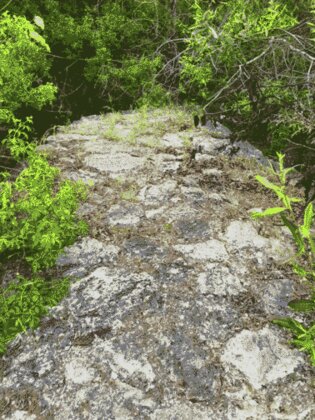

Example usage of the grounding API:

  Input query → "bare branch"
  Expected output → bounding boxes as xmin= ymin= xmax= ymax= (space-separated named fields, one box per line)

xmin=155 ymin=38 xmax=187 ymax=54
xmin=0 ymin=0 xmax=13 ymax=13
xmin=277 ymin=38 xmax=315 ymax=62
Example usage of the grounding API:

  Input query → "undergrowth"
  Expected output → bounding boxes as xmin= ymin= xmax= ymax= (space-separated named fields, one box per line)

xmin=251 ymin=152 xmax=315 ymax=366
xmin=0 ymin=116 xmax=89 ymax=354
xmin=0 ymin=276 xmax=70 ymax=354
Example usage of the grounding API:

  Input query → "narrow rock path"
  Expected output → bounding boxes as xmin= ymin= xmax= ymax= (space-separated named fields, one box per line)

xmin=1 ymin=108 xmax=314 ymax=419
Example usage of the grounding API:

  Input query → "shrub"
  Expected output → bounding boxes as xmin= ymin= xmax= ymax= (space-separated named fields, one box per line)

xmin=0 ymin=12 xmax=57 ymax=123
xmin=0 ymin=275 xmax=70 ymax=354
xmin=0 ymin=153 xmax=88 ymax=272
xmin=0 ymin=117 xmax=89 ymax=273
xmin=179 ymin=1 xmax=315 ymax=160
xmin=0 ymin=116 xmax=88 ymax=354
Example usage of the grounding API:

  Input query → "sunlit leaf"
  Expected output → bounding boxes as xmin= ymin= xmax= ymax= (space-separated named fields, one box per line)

xmin=280 ymin=214 xmax=305 ymax=254
xmin=29 ymin=31 xmax=50 ymax=52
xmin=255 ymin=175 xmax=286 ymax=203
xmin=251 ymin=207 xmax=286 ymax=218
xmin=34 ymin=16 xmax=44 ymax=30
xmin=300 ymin=203 xmax=314 ymax=239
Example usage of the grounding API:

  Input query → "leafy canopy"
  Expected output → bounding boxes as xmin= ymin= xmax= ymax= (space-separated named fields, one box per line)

xmin=0 ymin=11 xmax=56 ymax=123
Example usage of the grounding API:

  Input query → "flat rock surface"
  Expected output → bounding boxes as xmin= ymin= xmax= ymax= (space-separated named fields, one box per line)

xmin=1 ymin=107 xmax=314 ymax=419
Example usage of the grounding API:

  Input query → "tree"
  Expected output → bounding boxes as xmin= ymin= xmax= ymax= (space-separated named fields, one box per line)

xmin=179 ymin=0 xmax=315 ymax=199
xmin=0 ymin=12 xmax=57 ymax=124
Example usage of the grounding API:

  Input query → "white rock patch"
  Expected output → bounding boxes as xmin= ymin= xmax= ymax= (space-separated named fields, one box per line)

xmin=138 ymin=180 xmax=177 ymax=204
xmin=197 ymin=263 xmax=247 ymax=296
xmin=84 ymin=153 xmax=144 ymax=177
xmin=107 ymin=203 xmax=144 ymax=226
xmin=223 ymin=221 xmax=270 ymax=249
xmin=221 ymin=326 xmax=303 ymax=390
xmin=65 ymin=360 xmax=96 ymax=384
xmin=174 ymin=239 xmax=228 ymax=262
xmin=161 ymin=133 xmax=187 ymax=148
xmin=6 ymin=411 xmax=37 ymax=420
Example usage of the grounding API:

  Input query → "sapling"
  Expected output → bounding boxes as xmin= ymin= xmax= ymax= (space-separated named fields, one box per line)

xmin=251 ymin=152 xmax=315 ymax=365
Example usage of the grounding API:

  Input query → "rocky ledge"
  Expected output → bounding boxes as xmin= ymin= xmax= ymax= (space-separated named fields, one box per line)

xmin=1 ymin=108 xmax=314 ymax=419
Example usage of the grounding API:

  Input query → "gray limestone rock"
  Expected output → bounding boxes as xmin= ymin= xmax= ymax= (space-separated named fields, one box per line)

xmin=222 ymin=220 xmax=291 ymax=262
xmin=138 ymin=180 xmax=177 ymax=205
xmin=173 ymin=239 xmax=228 ymax=262
xmin=221 ymin=326 xmax=304 ymax=390
xmin=84 ymin=153 xmax=144 ymax=177
xmin=57 ymin=237 xmax=120 ymax=272
xmin=192 ymin=135 xmax=230 ymax=154
xmin=107 ymin=202 xmax=145 ymax=227
xmin=1 ymin=108 xmax=313 ymax=420
xmin=224 ymin=140 xmax=270 ymax=166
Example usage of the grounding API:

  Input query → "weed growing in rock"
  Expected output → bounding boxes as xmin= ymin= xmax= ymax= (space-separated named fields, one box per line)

xmin=163 ymin=223 xmax=173 ymax=232
xmin=0 ymin=275 xmax=70 ymax=354
xmin=120 ymin=188 xmax=139 ymax=202
xmin=251 ymin=152 xmax=315 ymax=365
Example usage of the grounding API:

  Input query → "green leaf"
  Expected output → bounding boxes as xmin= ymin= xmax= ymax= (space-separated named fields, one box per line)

xmin=283 ymin=167 xmax=296 ymax=177
xmin=272 ymin=317 xmax=306 ymax=335
xmin=292 ymin=263 xmax=308 ymax=277
xmin=255 ymin=175 xmax=286 ymax=203
xmin=290 ymin=197 xmax=303 ymax=203
xmin=288 ymin=299 xmax=315 ymax=313
xmin=29 ymin=31 xmax=50 ymax=52
xmin=308 ymin=236 xmax=315 ymax=256
xmin=251 ymin=207 xmax=286 ymax=218
xmin=300 ymin=203 xmax=314 ymax=239
xmin=280 ymin=214 xmax=305 ymax=254
xmin=34 ymin=16 xmax=45 ymax=30
xmin=292 ymin=337 xmax=314 ymax=351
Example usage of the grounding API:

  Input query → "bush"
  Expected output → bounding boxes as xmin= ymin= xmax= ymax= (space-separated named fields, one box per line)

xmin=179 ymin=1 xmax=315 ymax=160
xmin=0 ymin=275 xmax=70 ymax=354
xmin=0 ymin=12 xmax=57 ymax=123
xmin=0 ymin=152 xmax=88 ymax=272
xmin=0 ymin=116 xmax=88 ymax=353
xmin=0 ymin=117 xmax=88 ymax=273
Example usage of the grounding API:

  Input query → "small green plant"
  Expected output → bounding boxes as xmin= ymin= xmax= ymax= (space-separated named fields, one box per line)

xmin=120 ymin=188 xmax=139 ymax=202
xmin=251 ymin=152 xmax=315 ymax=365
xmin=0 ymin=275 xmax=71 ymax=354
xmin=163 ymin=223 xmax=173 ymax=232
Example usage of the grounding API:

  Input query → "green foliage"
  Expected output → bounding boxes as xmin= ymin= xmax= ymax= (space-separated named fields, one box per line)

xmin=0 ymin=116 xmax=88 ymax=354
xmin=0 ymin=153 xmax=88 ymax=272
xmin=2 ymin=116 xmax=35 ymax=160
xmin=0 ymin=275 xmax=70 ymax=354
xmin=0 ymin=12 xmax=57 ymax=121
xmin=0 ymin=118 xmax=88 ymax=273
xmin=4 ymin=0 xmax=194 ymax=114
xmin=251 ymin=153 xmax=315 ymax=366
xmin=179 ymin=1 xmax=315 ymax=161
xmin=272 ymin=317 xmax=315 ymax=365
xmin=288 ymin=298 xmax=315 ymax=313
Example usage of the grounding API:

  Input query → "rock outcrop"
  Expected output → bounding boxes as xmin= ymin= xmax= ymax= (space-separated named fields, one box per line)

xmin=1 ymin=108 xmax=314 ymax=419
